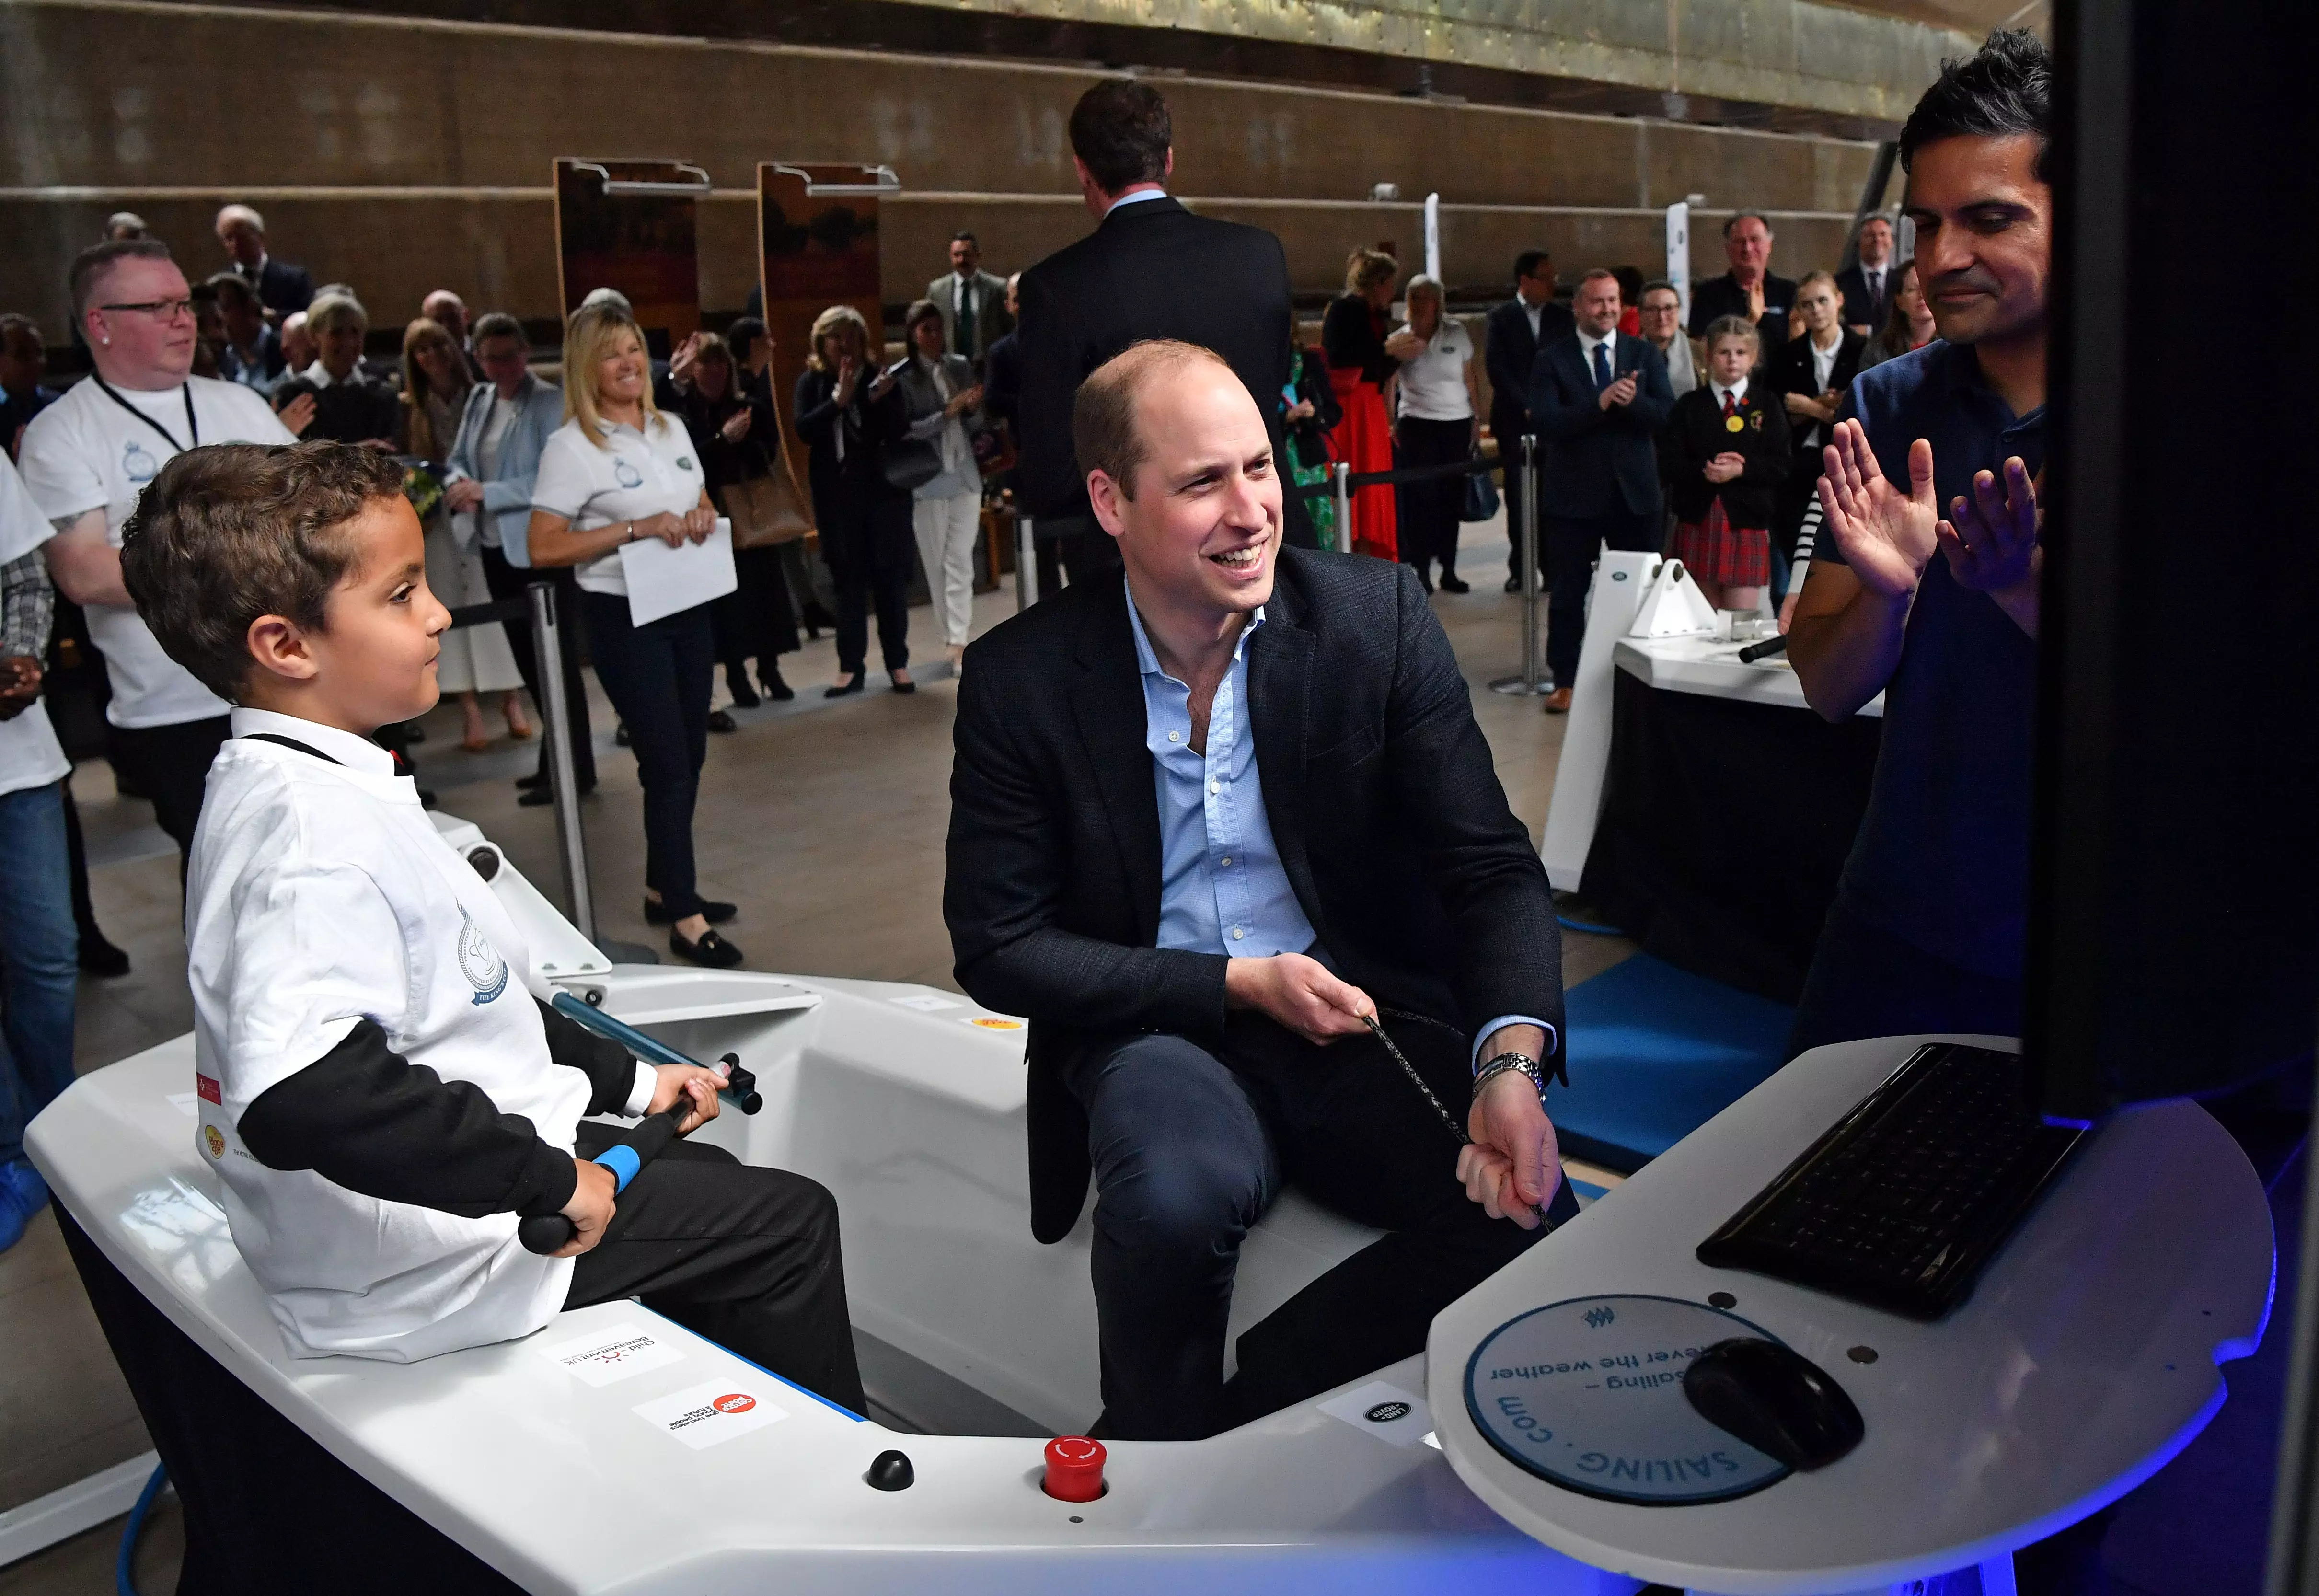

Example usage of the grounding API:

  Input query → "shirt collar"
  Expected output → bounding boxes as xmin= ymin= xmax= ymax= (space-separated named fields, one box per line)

xmin=1124 ymin=574 xmax=1265 ymax=682
xmin=1104 ymin=188 xmax=1169 ymax=217
xmin=1578 ymin=326 xmax=1617 ymax=356
xmin=1711 ymin=375 xmax=1749 ymax=405
xmin=229 ymin=706 xmax=401 ymax=778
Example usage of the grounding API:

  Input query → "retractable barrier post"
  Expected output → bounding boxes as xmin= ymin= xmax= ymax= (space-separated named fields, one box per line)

xmin=528 ymin=580 xmax=596 ymax=941
xmin=1332 ymin=462 xmax=1352 ymax=553
xmin=1015 ymin=513 xmax=1038 ymax=612
xmin=1490 ymin=436 xmax=1546 ymax=695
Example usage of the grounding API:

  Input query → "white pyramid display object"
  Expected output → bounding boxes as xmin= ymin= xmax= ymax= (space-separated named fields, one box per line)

xmin=1627 ymin=557 xmax=1719 ymax=638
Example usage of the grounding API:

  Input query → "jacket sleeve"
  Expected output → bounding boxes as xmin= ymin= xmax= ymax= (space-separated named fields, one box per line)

xmin=536 ymin=996 xmax=653 ymax=1117
xmin=793 ymin=371 xmax=840 ymax=446
xmin=478 ymin=391 xmax=558 ymax=517
xmin=1483 ymin=309 xmax=1527 ymax=407
xmin=238 ymin=1018 xmax=579 ymax=1220
xmin=1013 ymin=266 xmax=1084 ymax=520
xmin=1379 ymin=564 xmax=1564 ymax=1049
xmin=944 ymin=660 xmax=1230 ymax=1041
xmin=1619 ymin=346 xmax=1675 ymax=434
xmin=1741 ymin=401 xmax=1793 ymax=486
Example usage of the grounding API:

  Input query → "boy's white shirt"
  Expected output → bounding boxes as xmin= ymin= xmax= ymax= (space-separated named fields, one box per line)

xmin=187 ymin=705 xmax=654 ymax=1362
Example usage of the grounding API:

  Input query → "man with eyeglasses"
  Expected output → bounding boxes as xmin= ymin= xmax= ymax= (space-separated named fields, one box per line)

xmin=16 ymin=240 xmax=296 ymax=874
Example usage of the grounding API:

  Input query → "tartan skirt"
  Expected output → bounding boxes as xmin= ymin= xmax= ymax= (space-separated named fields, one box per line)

xmin=1672 ymin=498 xmax=1770 ymax=587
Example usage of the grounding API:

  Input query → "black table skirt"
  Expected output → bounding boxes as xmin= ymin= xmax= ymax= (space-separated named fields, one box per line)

xmin=56 ymin=1203 xmax=524 ymax=1595
xmin=1580 ymin=667 xmax=1883 ymax=1005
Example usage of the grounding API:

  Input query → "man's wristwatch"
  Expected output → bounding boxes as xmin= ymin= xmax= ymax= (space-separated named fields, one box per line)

xmin=1473 ymin=1052 xmax=1549 ymax=1102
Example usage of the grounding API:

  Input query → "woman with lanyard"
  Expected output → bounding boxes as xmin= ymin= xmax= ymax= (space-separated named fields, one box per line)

xmin=17 ymin=239 xmax=295 ymax=873
xmin=1388 ymin=275 xmax=1481 ymax=593
xmin=794 ymin=306 xmax=914 ymax=697
xmin=526 ymin=303 xmax=741 ymax=969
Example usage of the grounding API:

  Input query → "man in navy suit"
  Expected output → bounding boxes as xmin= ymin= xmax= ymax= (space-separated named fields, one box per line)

xmin=1484 ymin=251 xmax=1574 ymax=592
xmin=213 ymin=204 xmax=314 ymax=323
xmin=1528 ymin=268 xmax=1674 ymax=711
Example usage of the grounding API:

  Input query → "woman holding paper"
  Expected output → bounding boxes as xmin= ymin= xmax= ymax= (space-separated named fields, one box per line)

xmin=528 ymin=302 xmax=743 ymax=970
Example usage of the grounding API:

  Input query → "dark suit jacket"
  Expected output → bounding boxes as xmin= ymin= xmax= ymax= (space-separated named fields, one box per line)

xmin=981 ymin=330 xmax=1022 ymax=427
xmin=927 ymin=269 xmax=1014 ymax=365
xmin=1688 ymin=271 xmax=1799 ymax=349
xmin=1527 ymin=333 xmax=1674 ymax=520
xmin=1483 ymin=297 xmax=1574 ymax=451
xmin=250 ymin=257 xmax=314 ymax=317
xmin=1664 ymin=383 xmax=1792 ymax=527
xmin=1015 ymin=197 xmax=1294 ymax=533
xmin=1834 ymin=262 xmax=1893 ymax=336
xmin=945 ymin=549 xmax=1563 ymax=1242
xmin=1765 ymin=328 xmax=1868 ymax=461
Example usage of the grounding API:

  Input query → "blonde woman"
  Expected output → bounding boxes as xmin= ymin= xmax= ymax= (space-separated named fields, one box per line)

xmin=793 ymin=305 xmax=915 ymax=696
xmin=1389 ymin=275 xmax=1481 ymax=592
xmin=399 ymin=317 xmax=530 ymax=750
xmin=1320 ymin=249 xmax=1400 ymax=558
xmin=528 ymin=304 xmax=740 ymax=969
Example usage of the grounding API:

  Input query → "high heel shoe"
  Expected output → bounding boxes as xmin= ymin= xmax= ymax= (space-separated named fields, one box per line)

xmin=726 ymin=670 xmax=761 ymax=709
xmin=825 ymin=673 xmax=866 ymax=699
xmin=760 ymin=664 xmax=796 ymax=702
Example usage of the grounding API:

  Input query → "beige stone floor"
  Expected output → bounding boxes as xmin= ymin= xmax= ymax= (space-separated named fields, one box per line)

xmin=0 ymin=519 xmax=1632 ymax=1589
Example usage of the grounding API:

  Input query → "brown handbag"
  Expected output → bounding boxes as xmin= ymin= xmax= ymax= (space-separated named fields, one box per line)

xmin=718 ymin=462 xmax=814 ymax=549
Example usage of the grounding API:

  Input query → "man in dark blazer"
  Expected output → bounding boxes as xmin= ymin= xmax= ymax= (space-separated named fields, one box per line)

xmin=213 ymin=204 xmax=313 ymax=322
xmin=1688 ymin=211 xmax=1797 ymax=351
xmin=1484 ymin=250 xmax=1575 ymax=592
xmin=1015 ymin=79 xmax=1308 ymax=584
xmin=1530 ymin=268 xmax=1675 ymax=711
xmin=946 ymin=342 xmax=1572 ymax=1442
xmin=1834 ymin=215 xmax=1898 ymax=339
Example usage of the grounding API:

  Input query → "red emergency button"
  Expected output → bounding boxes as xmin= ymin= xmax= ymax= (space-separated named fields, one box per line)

xmin=1042 ymin=1435 xmax=1106 ymax=1501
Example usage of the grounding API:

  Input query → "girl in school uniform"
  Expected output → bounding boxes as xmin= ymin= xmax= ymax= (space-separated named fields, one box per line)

xmin=1663 ymin=315 xmax=1793 ymax=613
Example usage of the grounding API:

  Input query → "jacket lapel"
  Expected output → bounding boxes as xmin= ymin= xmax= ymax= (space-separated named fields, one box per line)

xmin=1071 ymin=581 xmax=1165 ymax=944
xmin=1246 ymin=577 xmax=1328 ymax=945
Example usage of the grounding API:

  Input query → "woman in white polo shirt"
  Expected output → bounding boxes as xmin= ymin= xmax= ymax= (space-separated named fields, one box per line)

xmin=1388 ymin=275 xmax=1481 ymax=594
xmin=527 ymin=304 xmax=739 ymax=969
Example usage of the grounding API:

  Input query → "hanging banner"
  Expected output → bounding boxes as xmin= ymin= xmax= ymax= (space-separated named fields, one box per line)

xmin=553 ymin=159 xmax=709 ymax=361
xmin=1664 ymin=201 xmax=1691 ymax=326
xmin=758 ymin=163 xmax=896 ymax=484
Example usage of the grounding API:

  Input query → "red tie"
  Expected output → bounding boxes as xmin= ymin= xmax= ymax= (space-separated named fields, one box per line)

xmin=1722 ymin=390 xmax=1738 ymax=419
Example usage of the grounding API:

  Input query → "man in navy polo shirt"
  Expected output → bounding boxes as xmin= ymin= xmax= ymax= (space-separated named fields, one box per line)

xmin=1787 ymin=29 xmax=2054 ymax=1056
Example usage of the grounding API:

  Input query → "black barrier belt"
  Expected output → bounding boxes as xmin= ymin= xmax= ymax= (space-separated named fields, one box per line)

xmin=445 ymin=598 xmax=531 ymax=630
xmin=1290 ymin=453 xmax=1505 ymax=500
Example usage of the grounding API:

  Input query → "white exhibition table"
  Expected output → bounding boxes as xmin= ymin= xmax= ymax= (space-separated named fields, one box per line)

xmin=1429 ymin=1033 xmax=2276 ymax=1595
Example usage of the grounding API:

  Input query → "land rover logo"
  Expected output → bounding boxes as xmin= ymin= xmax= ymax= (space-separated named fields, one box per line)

xmin=1365 ymin=1400 xmax=1411 ymax=1423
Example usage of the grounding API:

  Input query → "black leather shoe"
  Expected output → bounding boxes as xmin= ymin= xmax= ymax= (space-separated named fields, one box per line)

xmin=760 ymin=666 xmax=795 ymax=702
xmin=707 ymin=709 xmax=738 ymax=734
xmin=825 ymin=673 xmax=865 ymax=699
xmin=79 ymin=934 xmax=131 ymax=978
xmin=1504 ymin=575 xmax=1523 ymax=593
xmin=646 ymin=898 xmax=736 ymax=926
xmin=614 ymin=723 xmax=631 ymax=747
xmin=727 ymin=673 xmax=761 ymax=709
xmin=518 ymin=781 xmax=595 ymax=808
xmin=516 ymin=770 xmax=548 ymax=791
xmin=669 ymin=926 xmax=744 ymax=969
xmin=891 ymin=674 xmax=916 ymax=695
xmin=1439 ymin=572 xmax=1471 ymax=593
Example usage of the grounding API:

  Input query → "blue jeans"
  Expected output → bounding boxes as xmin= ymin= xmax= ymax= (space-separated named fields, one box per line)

xmin=0 ymin=781 xmax=79 ymax=1165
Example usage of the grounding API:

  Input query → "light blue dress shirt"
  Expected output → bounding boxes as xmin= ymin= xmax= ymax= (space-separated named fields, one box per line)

xmin=1124 ymin=580 xmax=1556 ymax=1071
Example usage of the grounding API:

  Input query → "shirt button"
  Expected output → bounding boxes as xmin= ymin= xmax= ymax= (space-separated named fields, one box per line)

xmin=1220 ymin=856 xmax=1232 ymax=867
xmin=1232 ymin=927 xmax=1245 ymax=940
xmin=1210 ymin=780 xmax=1221 ymax=794
xmin=1167 ymin=731 xmax=1180 ymax=743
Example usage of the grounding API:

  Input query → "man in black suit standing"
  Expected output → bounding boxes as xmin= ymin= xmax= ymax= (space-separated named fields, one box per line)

xmin=212 ymin=205 xmax=314 ymax=323
xmin=1483 ymin=250 xmax=1574 ymax=592
xmin=1531 ymin=268 xmax=1675 ymax=712
xmin=947 ymin=342 xmax=1571 ymax=1441
xmin=1687 ymin=212 xmax=1797 ymax=352
xmin=1016 ymin=79 xmax=1308 ymax=585
xmin=1834 ymin=214 xmax=1898 ymax=339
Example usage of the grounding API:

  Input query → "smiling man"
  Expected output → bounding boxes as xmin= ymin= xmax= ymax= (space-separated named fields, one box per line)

xmin=1785 ymin=29 xmax=2055 ymax=1055
xmin=945 ymin=340 xmax=1571 ymax=1441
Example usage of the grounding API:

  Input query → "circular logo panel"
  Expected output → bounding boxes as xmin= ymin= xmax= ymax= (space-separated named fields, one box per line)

xmin=1464 ymin=1294 xmax=1791 ymax=1506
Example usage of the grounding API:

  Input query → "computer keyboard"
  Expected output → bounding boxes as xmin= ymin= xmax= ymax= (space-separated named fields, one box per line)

xmin=1696 ymin=1043 xmax=2088 ymax=1320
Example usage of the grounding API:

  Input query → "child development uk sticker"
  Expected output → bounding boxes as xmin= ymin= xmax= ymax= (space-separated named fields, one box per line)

xmin=1463 ymin=1294 xmax=1792 ymax=1505
xmin=632 ymin=1380 xmax=788 ymax=1450
xmin=535 ymin=1321 xmax=686 ymax=1388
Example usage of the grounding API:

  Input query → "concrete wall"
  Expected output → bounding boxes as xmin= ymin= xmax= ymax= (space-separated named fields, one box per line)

xmin=0 ymin=1 xmax=1888 ymax=337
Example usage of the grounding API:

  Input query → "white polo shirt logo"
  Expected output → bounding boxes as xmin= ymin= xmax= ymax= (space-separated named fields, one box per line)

xmin=123 ymin=440 xmax=159 ymax=483
xmin=456 ymin=906 xmax=508 ymax=1005
xmin=613 ymin=458 xmax=645 ymax=489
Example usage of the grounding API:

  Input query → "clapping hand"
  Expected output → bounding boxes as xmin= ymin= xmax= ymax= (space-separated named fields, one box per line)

xmin=833 ymin=355 xmax=860 ymax=406
xmin=1384 ymin=328 xmax=1426 ymax=362
xmin=719 ymin=407 xmax=754 ymax=442
xmin=669 ymin=331 xmax=705 ymax=386
xmin=1938 ymin=457 xmax=2041 ymax=594
xmin=277 ymin=391 xmax=317 ymax=437
xmin=1596 ymin=372 xmax=1638 ymax=411
xmin=1815 ymin=419 xmax=1938 ymax=601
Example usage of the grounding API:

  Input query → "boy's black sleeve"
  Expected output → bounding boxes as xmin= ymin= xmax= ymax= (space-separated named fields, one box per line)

xmin=238 ymin=1020 xmax=578 ymax=1219
xmin=535 ymin=996 xmax=649 ymax=1116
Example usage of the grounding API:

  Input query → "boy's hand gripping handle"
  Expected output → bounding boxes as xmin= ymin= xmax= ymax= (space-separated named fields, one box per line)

xmin=518 ymin=1108 xmax=686 ymax=1256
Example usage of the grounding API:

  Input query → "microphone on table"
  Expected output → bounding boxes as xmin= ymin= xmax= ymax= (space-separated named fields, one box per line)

xmin=549 ymin=991 xmax=761 ymax=1114
xmin=518 ymin=1103 xmax=690 ymax=1255
xmin=1737 ymin=634 xmax=1789 ymax=663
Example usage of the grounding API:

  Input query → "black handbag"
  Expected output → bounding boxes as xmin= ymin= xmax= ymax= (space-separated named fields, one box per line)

xmin=1462 ymin=450 xmax=1501 ymax=522
xmin=880 ymin=436 xmax=943 ymax=495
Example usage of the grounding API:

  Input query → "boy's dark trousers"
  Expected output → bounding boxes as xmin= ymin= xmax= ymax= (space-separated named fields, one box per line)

xmin=565 ymin=1123 xmax=866 ymax=1414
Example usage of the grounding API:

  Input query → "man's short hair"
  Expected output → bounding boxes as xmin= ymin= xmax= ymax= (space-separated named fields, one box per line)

xmin=0 ymin=313 xmax=41 ymax=350
xmin=1722 ymin=211 xmax=1773 ymax=239
xmin=1859 ymin=213 xmax=1895 ymax=232
xmin=1073 ymin=339 xmax=1233 ymax=502
xmin=1575 ymin=266 xmax=1621 ymax=294
xmin=1639 ymin=278 xmax=1681 ymax=304
xmin=307 ymin=293 xmax=367 ymax=337
xmin=951 ymin=231 xmax=979 ymax=247
xmin=1900 ymin=28 xmax=2054 ymax=180
xmin=207 ymin=272 xmax=261 ymax=315
xmin=725 ymin=315 xmax=768 ymax=361
xmin=1069 ymin=80 xmax=1172 ymax=196
xmin=120 ymin=442 xmax=405 ymax=701
xmin=69 ymin=238 xmax=173 ymax=318
xmin=1701 ymin=314 xmax=1761 ymax=350
xmin=905 ymin=299 xmax=944 ymax=335
xmin=106 ymin=212 xmax=149 ymax=240
xmin=215 ymin=203 xmax=265 ymax=236
xmin=471 ymin=311 xmax=524 ymax=347
xmin=1514 ymin=249 xmax=1552 ymax=283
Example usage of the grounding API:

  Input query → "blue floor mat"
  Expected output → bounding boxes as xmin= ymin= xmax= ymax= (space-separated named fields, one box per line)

xmin=1554 ymin=954 xmax=1795 ymax=1174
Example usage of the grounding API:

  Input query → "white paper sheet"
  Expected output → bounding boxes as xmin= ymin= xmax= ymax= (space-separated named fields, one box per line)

xmin=619 ymin=517 xmax=738 ymax=626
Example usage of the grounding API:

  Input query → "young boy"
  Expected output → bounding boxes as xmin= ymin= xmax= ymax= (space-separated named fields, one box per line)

xmin=120 ymin=442 xmax=864 ymax=1407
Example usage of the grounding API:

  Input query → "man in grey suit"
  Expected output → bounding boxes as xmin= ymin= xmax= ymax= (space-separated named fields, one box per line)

xmin=927 ymin=233 xmax=1012 ymax=370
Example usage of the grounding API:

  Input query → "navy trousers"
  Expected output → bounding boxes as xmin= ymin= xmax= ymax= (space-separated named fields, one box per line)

xmin=1543 ymin=507 xmax=1661 ymax=690
xmin=1064 ymin=1010 xmax=1572 ymax=1440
